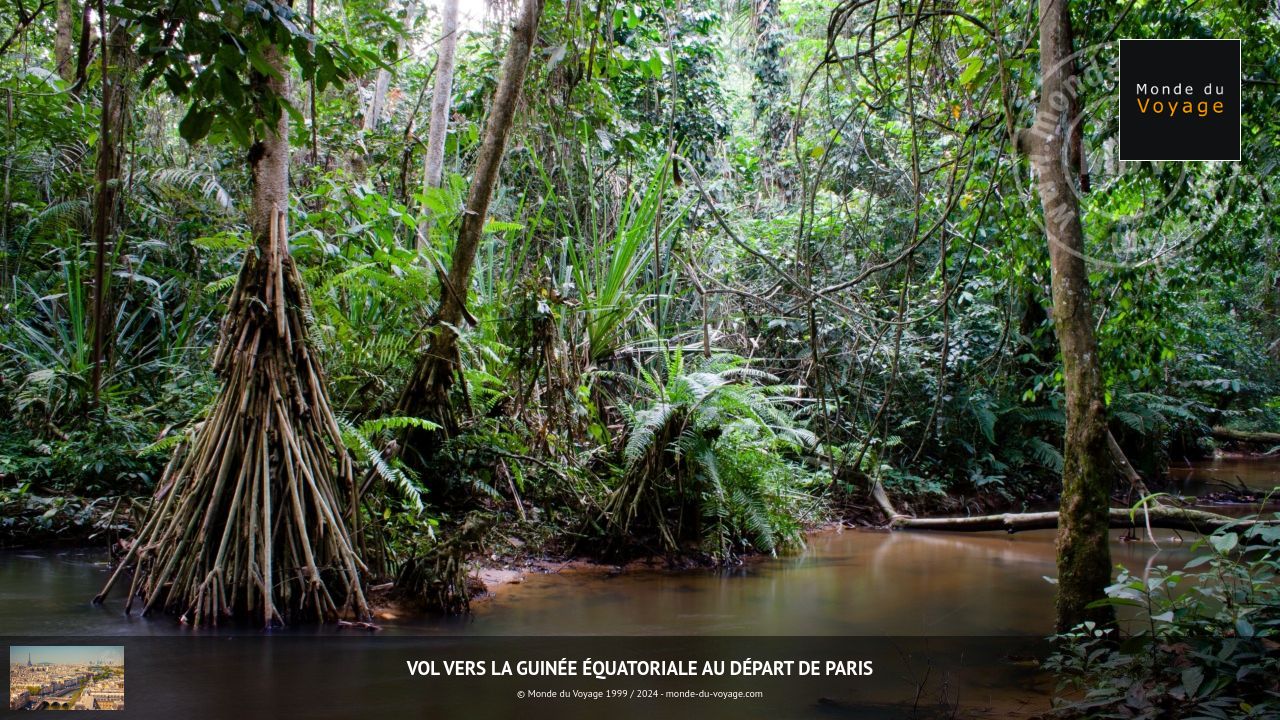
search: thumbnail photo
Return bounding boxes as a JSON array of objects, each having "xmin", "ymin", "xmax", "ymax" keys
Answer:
[{"xmin": 8, "ymin": 646, "xmax": 124, "ymax": 711}]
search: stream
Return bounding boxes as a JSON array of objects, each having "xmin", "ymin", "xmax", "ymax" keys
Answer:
[{"xmin": 1, "ymin": 456, "xmax": 1276, "ymax": 718}]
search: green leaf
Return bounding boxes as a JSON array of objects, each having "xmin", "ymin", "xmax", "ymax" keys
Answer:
[
  {"xmin": 1181, "ymin": 666, "xmax": 1203, "ymax": 698},
  {"xmin": 218, "ymin": 67, "xmax": 245, "ymax": 107},
  {"xmin": 315, "ymin": 44, "xmax": 338, "ymax": 91},
  {"xmin": 163, "ymin": 70, "xmax": 188, "ymax": 98},
  {"xmin": 247, "ymin": 44, "xmax": 282, "ymax": 80},
  {"xmin": 419, "ymin": 186, "xmax": 454, "ymax": 217},
  {"xmin": 958, "ymin": 56, "xmax": 982, "ymax": 86},
  {"xmin": 483, "ymin": 220, "xmax": 524, "ymax": 234},
  {"xmin": 1183, "ymin": 554, "xmax": 1213, "ymax": 569},
  {"xmin": 1209, "ymin": 532, "xmax": 1238, "ymax": 554},
  {"xmin": 178, "ymin": 105, "xmax": 214, "ymax": 144},
  {"xmin": 215, "ymin": 43, "xmax": 243, "ymax": 68}
]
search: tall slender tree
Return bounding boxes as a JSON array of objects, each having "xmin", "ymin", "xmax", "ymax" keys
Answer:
[
  {"xmin": 1018, "ymin": 0, "xmax": 1114, "ymax": 631},
  {"xmin": 87, "ymin": 7, "xmax": 132, "ymax": 406},
  {"xmin": 397, "ymin": 0, "xmax": 544, "ymax": 466},
  {"xmin": 422, "ymin": 0, "xmax": 459, "ymax": 193},
  {"xmin": 414, "ymin": 0, "xmax": 457, "ymax": 251}
]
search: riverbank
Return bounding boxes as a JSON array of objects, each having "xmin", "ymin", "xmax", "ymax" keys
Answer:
[
  {"xmin": 6, "ymin": 499, "xmax": 1273, "ymax": 718},
  {"xmin": 459, "ymin": 521, "xmax": 854, "ymax": 610}
]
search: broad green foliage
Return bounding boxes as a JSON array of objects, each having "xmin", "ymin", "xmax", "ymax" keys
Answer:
[
  {"xmin": 604, "ymin": 350, "xmax": 820, "ymax": 560},
  {"xmin": 295, "ymin": 176, "xmax": 440, "ymax": 411},
  {"xmin": 116, "ymin": 0, "xmax": 376, "ymax": 146},
  {"xmin": 1, "ymin": 243, "xmax": 217, "ymax": 494},
  {"xmin": 1047, "ymin": 513, "xmax": 1280, "ymax": 718},
  {"xmin": 567, "ymin": 163, "xmax": 683, "ymax": 364}
]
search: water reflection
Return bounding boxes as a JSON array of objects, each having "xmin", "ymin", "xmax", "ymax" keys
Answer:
[
  {"xmin": 1169, "ymin": 454, "xmax": 1280, "ymax": 494},
  {"xmin": 2, "ymin": 456, "xmax": 1273, "ymax": 638},
  {"xmin": 464, "ymin": 528, "xmax": 1191, "ymax": 637}
]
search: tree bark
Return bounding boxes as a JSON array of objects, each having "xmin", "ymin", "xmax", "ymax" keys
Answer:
[
  {"xmin": 423, "ymin": 0, "xmax": 459, "ymax": 189},
  {"xmin": 397, "ymin": 0, "xmax": 543, "ymax": 467},
  {"xmin": 249, "ymin": 48, "xmax": 291, "ymax": 250},
  {"xmin": 1018, "ymin": 0, "xmax": 1114, "ymax": 633},
  {"xmin": 54, "ymin": 0, "xmax": 75, "ymax": 82},
  {"xmin": 72, "ymin": 0, "xmax": 93, "ymax": 93},
  {"xmin": 362, "ymin": 69, "xmax": 391, "ymax": 132},
  {"xmin": 419, "ymin": 0, "xmax": 460, "ymax": 245},
  {"xmin": 87, "ymin": 11, "xmax": 132, "ymax": 405}
]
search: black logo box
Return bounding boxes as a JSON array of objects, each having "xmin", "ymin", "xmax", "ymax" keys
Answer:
[{"xmin": 1119, "ymin": 38, "xmax": 1241, "ymax": 162}]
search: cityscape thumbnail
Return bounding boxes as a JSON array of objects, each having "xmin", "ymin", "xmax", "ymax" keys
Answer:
[{"xmin": 8, "ymin": 646, "xmax": 124, "ymax": 711}]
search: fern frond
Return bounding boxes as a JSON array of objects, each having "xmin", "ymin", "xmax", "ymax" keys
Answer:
[
  {"xmin": 1025, "ymin": 437, "xmax": 1064, "ymax": 472},
  {"xmin": 339, "ymin": 417, "xmax": 425, "ymax": 513}
]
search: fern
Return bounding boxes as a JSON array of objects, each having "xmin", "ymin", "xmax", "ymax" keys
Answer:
[
  {"xmin": 1005, "ymin": 405, "xmax": 1066, "ymax": 426},
  {"xmin": 1026, "ymin": 437, "xmax": 1065, "ymax": 473},
  {"xmin": 970, "ymin": 397, "xmax": 997, "ymax": 444},
  {"xmin": 339, "ymin": 417, "xmax": 428, "ymax": 513},
  {"xmin": 357, "ymin": 416, "xmax": 440, "ymax": 437},
  {"xmin": 137, "ymin": 168, "xmax": 235, "ymax": 211},
  {"xmin": 11, "ymin": 200, "xmax": 88, "ymax": 246},
  {"xmin": 202, "ymin": 275, "xmax": 239, "ymax": 297},
  {"xmin": 1113, "ymin": 410, "xmax": 1147, "ymax": 434},
  {"xmin": 602, "ymin": 348, "xmax": 819, "ymax": 562}
]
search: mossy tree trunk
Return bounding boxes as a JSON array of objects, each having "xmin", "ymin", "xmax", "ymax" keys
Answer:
[
  {"xmin": 54, "ymin": 0, "xmax": 75, "ymax": 82},
  {"xmin": 1019, "ymin": 0, "xmax": 1115, "ymax": 632}
]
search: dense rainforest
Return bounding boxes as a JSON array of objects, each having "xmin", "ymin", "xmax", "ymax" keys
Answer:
[{"xmin": 2, "ymin": 0, "xmax": 1280, "ymax": 714}]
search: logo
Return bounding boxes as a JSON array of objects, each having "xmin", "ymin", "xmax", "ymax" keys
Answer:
[
  {"xmin": 1011, "ymin": 38, "xmax": 1247, "ymax": 270},
  {"xmin": 1119, "ymin": 39, "xmax": 1241, "ymax": 161}
]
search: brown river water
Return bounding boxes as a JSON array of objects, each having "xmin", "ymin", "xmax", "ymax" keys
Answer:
[{"xmin": 1, "ymin": 456, "xmax": 1276, "ymax": 719}]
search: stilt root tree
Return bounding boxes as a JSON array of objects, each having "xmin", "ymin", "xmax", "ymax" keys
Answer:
[{"xmin": 94, "ymin": 210, "xmax": 369, "ymax": 626}]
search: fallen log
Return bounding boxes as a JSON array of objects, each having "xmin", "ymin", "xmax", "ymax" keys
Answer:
[
  {"xmin": 888, "ymin": 506, "xmax": 1268, "ymax": 535},
  {"xmin": 1211, "ymin": 427, "xmax": 1280, "ymax": 445},
  {"xmin": 870, "ymin": 475, "xmax": 1265, "ymax": 535}
]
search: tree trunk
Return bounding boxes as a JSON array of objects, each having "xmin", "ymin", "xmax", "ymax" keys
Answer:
[
  {"xmin": 417, "ymin": 0, "xmax": 459, "ymax": 253},
  {"xmin": 1018, "ymin": 0, "xmax": 1114, "ymax": 633},
  {"xmin": 1108, "ymin": 429, "xmax": 1152, "ymax": 499},
  {"xmin": 362, "ymin": 69, "xmax": 391, "ymax": 132},
  {"xmin": 397, "ymin": 0, "xmax": 543, "ymax": 467},
  {"xmin": 363, "ymin": 1, "xmax": 417, "ymax": 135},
  {"xmin": 54, "ymin": 0, "xmax": 75, "ymax": 82},
  {"xmin": 87, "ymin": 12, "xmax": 132, "ymax": 405},
  {"xmin": 95, "ymin": 42, "xmax": 369, "ymax": 627},
  {"xmin": 871, "ymin": 472, "xmax": 1260, "ymax": 539},
  {"xmin": 423, "ymin": 0, "xmax": 459, "ymax": 190},
  {"xmin": 250, "ymin": 49, "xmax": 291, "ymax": 249},
  {"xmin": 72, "ymin": 0, "xmax": 94, "ymax": 93}
]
